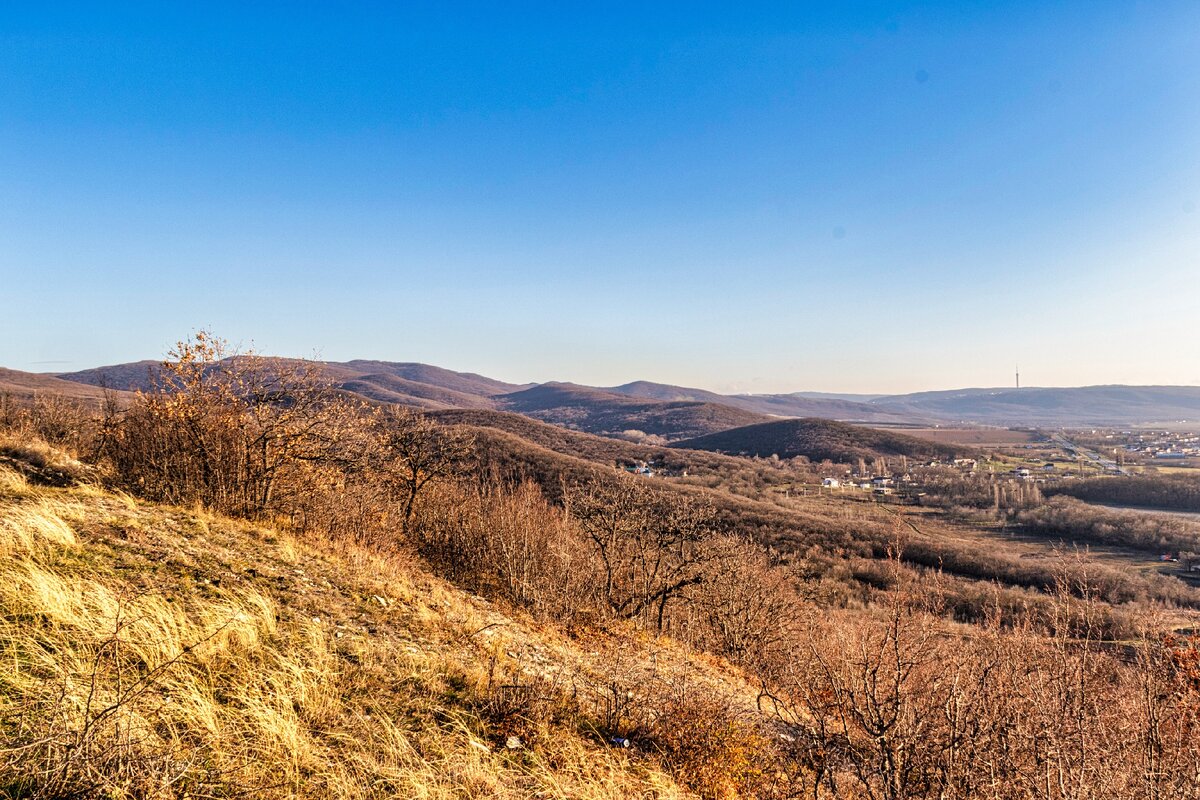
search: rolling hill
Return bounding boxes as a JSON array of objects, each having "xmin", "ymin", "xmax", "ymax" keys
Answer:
[
  {"xmin": 49, "ymin": 361, "xmax": 771, "ymax": 438},
  {"xmin": 672, "ymin": 417, "xmax": 969, "ymax": 464},
  {"xmin": 496, "ymin": 383, "xmax": 770, "ymax": 441},
  {"xmin": 605, "ymin": 381, "xmax": 914, "ymax": 423},
  {"xmin": 56, "ymin": 359, "xmax": 527, "ymax": 411},
  {"xmin": 334, "ymin": 360, "xmax": 527, "ymax": 398},
  {"xmin": 0, "ymin": 367, "xmax": 130, "ymax": 403},
  {"xmin": 429, "ymin": 406, "xmax": 811, "ymax": 482},
  {"xmin": 39, "ymin": 358, "xmax": 1200, "ymax": 428},
  {"xmin": 54, "ymin": 360, "xmax": 164, "ymax": 392},
  {"xmin": 330, "ymin": 372, "xmax": 498, "ymax": 409},
  {"xmin": 867, "ymin": 385, "xmax": 1200, "ymax": 425}
]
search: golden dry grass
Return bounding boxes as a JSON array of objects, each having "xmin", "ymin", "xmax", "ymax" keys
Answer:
[
  {"xmin": 0, "ymin": 433, "xmax": 91, "ymax": 482},
  {"xmin": 0, "ymin": 465, "xmax": 698, "ymax": 799}
]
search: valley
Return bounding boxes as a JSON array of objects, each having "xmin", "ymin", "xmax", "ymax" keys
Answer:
[{"xmin": 6, "ymin": 343, "xmax": 1200, "ymax": 798}]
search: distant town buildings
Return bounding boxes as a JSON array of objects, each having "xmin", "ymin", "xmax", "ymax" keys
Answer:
[{"xmin": 1118, "ymin": 430, "xmax": 1200, "ymax": 461}]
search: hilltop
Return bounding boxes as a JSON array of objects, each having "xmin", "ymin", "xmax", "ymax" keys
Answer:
[
  {"xmin": 0, "ymin": 367, "xmax": 128, "ymax": 404},
  {"xmin": 496, "ymin": 383, "xmax": 769, "ymax": 441},
  {"xmin": 672, "ymin": 417, "xmax": 970, "ymax": 464}
]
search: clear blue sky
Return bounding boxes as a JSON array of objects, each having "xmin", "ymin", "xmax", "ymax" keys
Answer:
[{"xmin": 2, "ymin": 2, "xmax": 1197, "ymax": 393}]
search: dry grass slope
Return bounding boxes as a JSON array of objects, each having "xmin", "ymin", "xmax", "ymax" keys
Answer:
[{"xmin": 0, "ymin": 465, "xmax": 716, "ymax": 799}]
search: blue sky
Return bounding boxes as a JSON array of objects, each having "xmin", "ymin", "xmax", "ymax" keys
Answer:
[{"xmin": 1, "ymin": 2, "xmax": 1197, "ymax": 393}]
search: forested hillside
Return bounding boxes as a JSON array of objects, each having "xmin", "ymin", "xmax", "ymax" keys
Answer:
[{"xmin": 673, "ymin": 417, "xmax": 969, "ymax": 464}]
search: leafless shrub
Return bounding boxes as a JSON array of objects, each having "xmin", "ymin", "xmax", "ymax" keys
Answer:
[
  {"xmin": 642, "ymin": 679, "xmax": 779, "ymax": 799},
  {"xmin": 101, "ymin": 332, "xmax": 359, "ymax": 519}
]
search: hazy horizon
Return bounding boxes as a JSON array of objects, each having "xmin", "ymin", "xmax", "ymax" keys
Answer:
[
  {"xmin": 3, "ymin": 3, "xmax": 1198, "ymax": 393},
  {"xmin": 15, "ymin": 348, "xmax": 1200, "ymax": 400}
]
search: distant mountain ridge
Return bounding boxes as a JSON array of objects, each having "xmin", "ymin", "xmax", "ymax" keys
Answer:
[
  {"xmin": 8, "ymin": 358, "xmax": 1200, "ymax": 429},
  {"xmin": 603, "ymin": 381, "xmax": 912, "ymax": 423},
  {"xmin": 866, "ymin": 385, "xmax": 1200, "ymax": 425},
  {"xmin": 55, "ymin": 359, "xmax": 531, "ymax": 410}
]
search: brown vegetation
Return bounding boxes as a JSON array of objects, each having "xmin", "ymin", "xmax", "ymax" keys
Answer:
[
  {"xmin": 1048, "ymin": 473, "xmax": 1200, "ymax": 513},
  {"xmin": 8, "ymin": 333, "xmax": 1200, "ymax": 798},
  {"xmin": 498, "ymin": 383, "xmax": 770, "ymax": 441},
  {"xmin": 1017, "ymin": 495, "xmax": 1200, "ymax": 554},
  {"xmin": 673, "ymin": 418, "xmax": 970, "ymax": 464}
]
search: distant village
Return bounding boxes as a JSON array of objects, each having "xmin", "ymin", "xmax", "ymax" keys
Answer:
[
  {"xmin": 1116, "ymin": 430, "xmax": 1200, "ymax": 461},
  {"xmin": 619, "ymin": 452, "xmax": 1060, "ymax": 497}
]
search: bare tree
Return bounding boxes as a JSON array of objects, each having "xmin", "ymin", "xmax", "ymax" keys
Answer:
[
  {"xmin": 371, "ymin": 406, "xmax": 474, "ymax": 535},
  {"xmin": 566, "ymin": 477, "xmax": 714, "ymax": 630}
]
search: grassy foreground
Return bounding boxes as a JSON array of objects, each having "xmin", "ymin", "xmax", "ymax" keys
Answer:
[{"xmin": 0, "ymin": 458, "xmax": 727, "ymax": 799}]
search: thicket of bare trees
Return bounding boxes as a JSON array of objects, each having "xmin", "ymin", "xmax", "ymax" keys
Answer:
[
  {"xmin": 913, "ymin": 466, "xmax": 1044, "ymax": 511},
  {"xmin": 1048, "ymin": 473, "xmax": 1200, "ymax": 513},
  {"xmin": 84, "ymin": 333, "xmax": 473, "ymax": 549},
  {"xmin": 100, "ymin": 333, "xmax": 358, "ymax": 517},
  {"xmin": 1, "ymin": 391, "xmax": 100, "ymax": 456},
  {"xmin": 755, "ymin": 559, "xmax": 1200, "ymax": 800},
  {"xmin": 566, "ymin": 479, "xmax": 715, "ymax": 629},
  {"xmin": 1018, "ymin": 495, "xmax": 1200, "ymax": 554}
]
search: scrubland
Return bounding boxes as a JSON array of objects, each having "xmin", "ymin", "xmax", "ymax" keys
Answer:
[{"xmin": 6, "ymin": 334, "xmax": 1200, "ymax": 799}]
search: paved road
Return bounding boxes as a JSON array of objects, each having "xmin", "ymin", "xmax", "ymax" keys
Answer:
[{"xmin": 1051, "ymin": 433, "xmax": 1130, "ymax": 476}]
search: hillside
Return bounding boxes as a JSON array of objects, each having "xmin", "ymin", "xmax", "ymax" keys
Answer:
[
  {"xmin": 57, "ymin": 359, "xmax": 525, "ymax": 410},
  {"xmin": 334, "ymin": 372, "xmax": 499, "ymax": 409},
  {"xmin": 0, "ymin": 457, "xmax": 749, "ymax": 799},
  {"xmin": 335, "ymin": 360, "xmax": 528, "ymax": 398},
  {"xmin": 46, "ymin": 357, "xmax": 1200, "ymax": 427},
  {"xmin": 605, "ymin": 381, "xmax": 915, "ymax": 423},
  {"xmin": 54, "ymin": 360, "xmax": 164, "ymax": 392},
  {"xmin": 672, "ymin": 417, "xmax": 968, "ymax": 464},
  {"xmin": 724, "ymin": 392, "xmax": 915, "ymax": 422},
  {"xmin": 0, "ymin": 367, "xmax": 129, "ymax": 403},
  {"xmin": 430, "ymin": 408, "xmax": 706, "ymax": 467},
  {"xmin": 496, "ymin": 383, "xmax": 769, "ymax": 441},
  {"xmin": 9, "ymin": 358, "xmax": 1200, "ymax": 799},
  {"xmin": 869, "ymin": 385, "xmax": 1200, "ymax": 425}
]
